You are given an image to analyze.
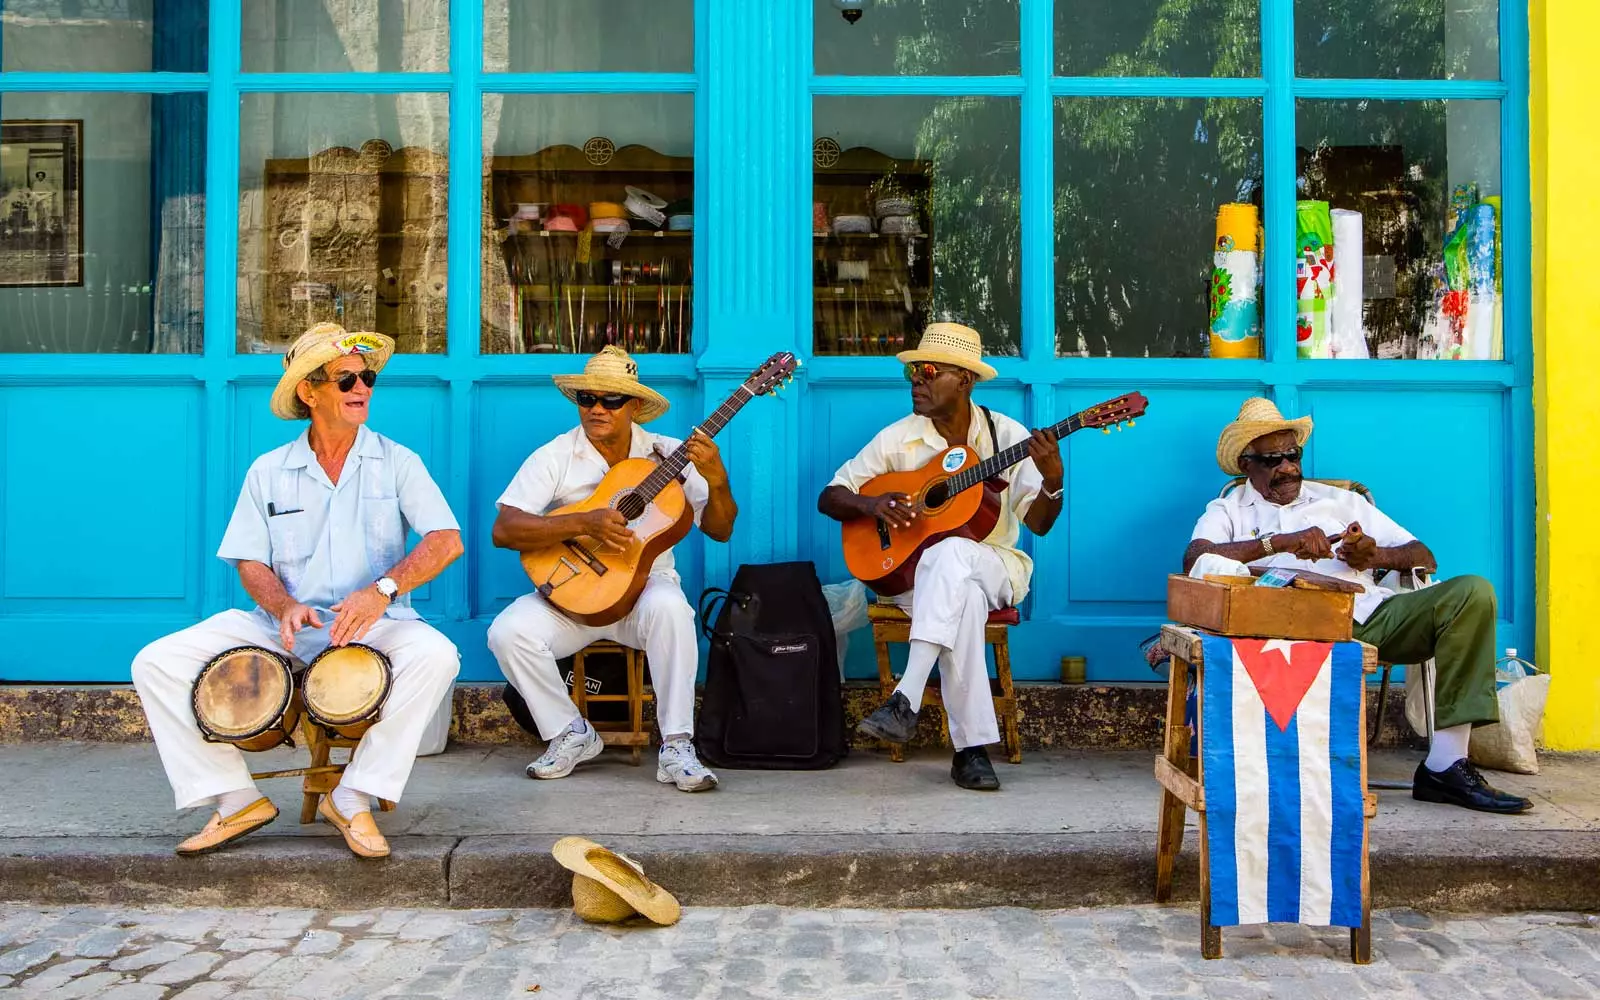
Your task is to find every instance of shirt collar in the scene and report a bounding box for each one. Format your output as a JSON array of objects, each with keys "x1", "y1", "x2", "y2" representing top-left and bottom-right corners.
[
  {"x1": 573, "y1": 424, "x2": 652, "y2": 464},
  {"x1": 1240, "y1": 479, "x2": 1313, "y2": 509},
  {"x1": 282, "y1": 425, "x2": 381, "y2": 470},
  {"x1": 906, "y1": 403, "x2": 985, "y2": 450}
]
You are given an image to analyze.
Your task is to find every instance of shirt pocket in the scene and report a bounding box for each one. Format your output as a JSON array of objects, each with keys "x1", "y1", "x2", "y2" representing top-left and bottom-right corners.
[
  {"x1": 365, "y1": 496, "x2": 407, "y2": 576},
  {"x1": 266, "y1": 511, "x2": 313, "y2": 593}
]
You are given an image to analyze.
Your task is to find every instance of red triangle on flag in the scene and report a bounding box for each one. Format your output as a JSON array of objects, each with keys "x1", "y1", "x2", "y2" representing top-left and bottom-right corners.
[{"x1": 1232, "y1": 638, "x2": 1332, "y2": 732}]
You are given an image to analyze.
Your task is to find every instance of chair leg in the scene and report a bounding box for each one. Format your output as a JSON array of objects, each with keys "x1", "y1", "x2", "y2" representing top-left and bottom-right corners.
[{"x1": 1371, "y1": 665, "x2": 1393, "y2": 748}]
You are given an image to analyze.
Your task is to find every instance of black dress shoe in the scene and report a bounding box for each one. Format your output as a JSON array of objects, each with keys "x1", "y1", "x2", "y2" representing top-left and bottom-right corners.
[
  {"x1": 857, "y1": 691, "x2": 919, "y2": 744},
  {"x1": 951, "y1": 746, "x2": 1000, "y2": 791},
  {"x1": 1413, "y1": 759, "x2": 1532, "y2": 814}
]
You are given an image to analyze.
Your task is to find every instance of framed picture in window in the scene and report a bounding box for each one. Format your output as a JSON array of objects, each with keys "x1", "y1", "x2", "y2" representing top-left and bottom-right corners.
[{"x1": 0, "y1": 120, "x2": 84, "y2": 288}]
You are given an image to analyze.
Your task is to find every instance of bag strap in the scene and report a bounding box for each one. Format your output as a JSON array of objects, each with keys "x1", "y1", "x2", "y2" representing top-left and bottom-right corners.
[{"x1": 697, "y1": 587, "x2": 729, "y2": 642}]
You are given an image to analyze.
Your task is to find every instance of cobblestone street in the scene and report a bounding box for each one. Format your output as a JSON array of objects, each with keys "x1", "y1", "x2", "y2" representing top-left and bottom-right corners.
[{"x1": 0, "y1": 904, "x2": 1596, "y2": 999}]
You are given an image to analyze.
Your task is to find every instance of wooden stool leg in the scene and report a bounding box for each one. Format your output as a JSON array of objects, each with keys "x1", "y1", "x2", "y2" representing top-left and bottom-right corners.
[
  {"x1": 301, "y1": 725, "x2": 330, "y2": 825},
  {"x1": 1155, "y1": 654, "x2": 1192, "y2": 903},
  {"x1": 872, "y1": 631, "x2": 906, "y2": 763},
  {"x1": 629, "y1": 650, "x2": 644, "y2": 767},
  {"x1": 1198, "y1": 807, "x2": 1222, "y2": 959},
  {"x1": 993, "y1": 635, "x2": 1021, "y2": 764}
]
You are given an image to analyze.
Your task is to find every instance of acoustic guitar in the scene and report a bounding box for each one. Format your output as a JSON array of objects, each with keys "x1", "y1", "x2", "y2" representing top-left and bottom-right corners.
[
  {"x1": 521, "y1": 352, "x2": 799, "y2": 626},
  {"x1": 841, "y1": 392, "x2": 1149, "y2": 595}
]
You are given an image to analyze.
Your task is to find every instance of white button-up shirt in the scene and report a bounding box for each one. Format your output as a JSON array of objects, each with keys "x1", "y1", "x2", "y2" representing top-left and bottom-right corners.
[
  {"x1": 829, "y1": 403, "x2": 1045, "y2": 604},
  {"x1": 1189, "y1": 480, "x2": 1417, "y2": 623},
  {"x1": 497, "y1": 425, "x2": 711, "y2": 583},
  {"x1": 218, "y1": 426, "x2": 459, "y2": 623}
]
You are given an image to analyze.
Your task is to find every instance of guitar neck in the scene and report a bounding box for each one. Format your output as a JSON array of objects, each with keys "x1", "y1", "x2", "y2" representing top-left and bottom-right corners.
[
  {"x1": 635, "y1": 385, "x2": 755, "y2": 501},
  {"x1": 943, "y1": 412, "x2": 1084, "y2": 497}
]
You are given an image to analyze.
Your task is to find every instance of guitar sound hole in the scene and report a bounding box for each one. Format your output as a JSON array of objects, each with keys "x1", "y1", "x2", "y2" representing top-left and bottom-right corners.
[
  {"x1": 923, "y1": 483, "x2": 949, "y2": 510},
  {"x1": 614, "y1": 492, "x2": 647, "y2": 521}
]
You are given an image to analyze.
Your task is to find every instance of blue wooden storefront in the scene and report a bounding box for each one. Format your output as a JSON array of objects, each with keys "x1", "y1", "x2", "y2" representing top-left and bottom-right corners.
[{"x1": 0, "y1": 1, "x2": 1532, "y2": 684}]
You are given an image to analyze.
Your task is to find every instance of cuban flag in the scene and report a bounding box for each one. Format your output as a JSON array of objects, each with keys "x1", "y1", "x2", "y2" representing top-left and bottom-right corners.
[{"x1": 1200, "y1": 635, "x2": 1365, "y2": 928}]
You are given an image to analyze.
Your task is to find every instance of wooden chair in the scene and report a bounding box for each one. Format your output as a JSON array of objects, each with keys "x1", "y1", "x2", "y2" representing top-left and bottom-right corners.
[
  {"x1": 569, "y1": 640, "x2": 654, "y2": 765},
  {"x1": 868, "y1": 601, "x2": 1022, "y2": 764}
]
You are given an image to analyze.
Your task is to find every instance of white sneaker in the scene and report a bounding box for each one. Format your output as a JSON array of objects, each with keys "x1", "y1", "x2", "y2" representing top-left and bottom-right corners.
[
  {"x1": 657, "y1": 739, "x2": 718, "y2": 792},
  {"x1": 526, "y1": 724, "x2": 603, "y2": 780}
]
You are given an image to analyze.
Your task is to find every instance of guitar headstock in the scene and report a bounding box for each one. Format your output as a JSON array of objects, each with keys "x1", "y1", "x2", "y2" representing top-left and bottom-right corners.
[
  {"x1": 1076, "y1": 391, "x2": 1149, "y2": 432},
  {"x1": 745, "y1": 352, "x2": 800, "y2": 396}
]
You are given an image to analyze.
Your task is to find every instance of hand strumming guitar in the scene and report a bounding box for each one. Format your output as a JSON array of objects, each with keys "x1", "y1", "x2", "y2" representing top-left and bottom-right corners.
[
  {"x1": 580, "y1": 508, "x2": 636, "y2": 551},
  {"x1": 860, "y1": 491, "x2": 916, "y2": 530}
]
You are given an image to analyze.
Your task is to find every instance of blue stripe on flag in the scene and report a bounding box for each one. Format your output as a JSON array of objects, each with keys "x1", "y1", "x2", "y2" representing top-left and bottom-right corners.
[
  {"x1": 1264, "y1": 706, "x2": 1303, "y2": 923},
  {"x1": 1327, "y1": 642, "x2": 1365, "y2": 927},
  {"x1": 1200, "y1": 635, "x2": 1239, "y2": 927}
]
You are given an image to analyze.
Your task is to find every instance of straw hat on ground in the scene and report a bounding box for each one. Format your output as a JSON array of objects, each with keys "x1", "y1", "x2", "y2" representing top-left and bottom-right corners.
[
  {"x1": 270, "y1": 322, "x2": 394, "y2": 421},
  {"x1": 552, "y1": 836, "x2": 681, "y2": 926},
  {"x1": 1216, "y1": 397, "x2": 1313, "y2": 475},
  {"x1": 552, "y1": 346, "x2": 670, "y2": 423},
  {"x1": 896, "y1": 322, "x2": 998, "y2": 381}
]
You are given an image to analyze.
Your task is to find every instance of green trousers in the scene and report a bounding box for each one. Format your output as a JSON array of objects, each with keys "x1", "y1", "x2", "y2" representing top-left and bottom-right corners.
[{"x1": 1352, "y1": 574, "x2": 1500, "y2": 730}]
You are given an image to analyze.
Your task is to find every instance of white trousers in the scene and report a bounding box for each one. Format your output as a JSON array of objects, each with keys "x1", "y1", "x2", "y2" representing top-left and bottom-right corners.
[
  {"x1": 487, "y1": 576, "x2": 698, "y2": 740},
  {"x1": 131, "y1": 610, "x2": 460, "y2": 810},
  {"x1": 896, "y1": 538, "x2": 1013, "y2": 749}
]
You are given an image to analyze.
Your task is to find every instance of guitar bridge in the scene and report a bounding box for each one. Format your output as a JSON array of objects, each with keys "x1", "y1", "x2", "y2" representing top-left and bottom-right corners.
[
  {"x1": 563, "y1": 540, "x2": 609, "y2": 576},
  {"x1": 537, "y1": 556, "x2": 586, "y2": 597}
]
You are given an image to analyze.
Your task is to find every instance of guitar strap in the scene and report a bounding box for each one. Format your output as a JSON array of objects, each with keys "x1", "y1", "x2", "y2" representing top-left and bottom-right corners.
[{"x1": 977, "y1": 405, "x2": 1010, "y2": 492}]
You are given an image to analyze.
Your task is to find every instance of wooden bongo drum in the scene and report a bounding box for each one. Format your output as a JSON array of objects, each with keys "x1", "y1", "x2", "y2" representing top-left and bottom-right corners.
[
  {"x1": 192, "y1": 646, "x2": 302, "y2": 752},
  {"x1": 303, "y1": 642, "x2": 392, "y2": 741}
]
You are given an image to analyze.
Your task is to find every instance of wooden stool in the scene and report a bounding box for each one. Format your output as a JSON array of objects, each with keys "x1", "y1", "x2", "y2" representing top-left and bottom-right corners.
[
  {"x1": 294, "y1": 720, "x2": 396, "y2": 825},
  {"x1": 1153, "y1": 624, "x2": 1378, "y2": 963},
  {"x1": 570, "y1": 640, "x2": 654, "y2": 765},
  {"x1": 869, "y1": 602, "x2": 1021, "y2": 764}
]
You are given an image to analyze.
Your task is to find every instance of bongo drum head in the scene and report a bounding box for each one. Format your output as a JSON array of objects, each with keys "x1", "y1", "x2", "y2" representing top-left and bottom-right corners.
[
  {"x1": 305, "y1": 644, "x2": 390, "y2": 726},
  {"x1": 195, "y1": 647, "x2": 292, "y2": 739}
]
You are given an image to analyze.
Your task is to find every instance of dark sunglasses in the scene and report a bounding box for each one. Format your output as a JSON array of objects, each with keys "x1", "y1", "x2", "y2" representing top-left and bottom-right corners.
[
  {"x1": 1241, "y1": 447, "x2": 1303, "y2": 469},
  {"x1": 309, "y1": 369, "x2": 377, "y2": 393},
  {"x1": 904, "y1": 362, "x2": 958, "y2": 384},
  {"x1": 575, "y1": 391, "x2": 633, "y2": 411}
]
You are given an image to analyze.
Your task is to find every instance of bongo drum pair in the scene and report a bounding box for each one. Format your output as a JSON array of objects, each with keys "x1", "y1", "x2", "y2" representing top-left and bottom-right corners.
[{"x1": 192, "y1": 642, "x2": 392, "y2": 748}]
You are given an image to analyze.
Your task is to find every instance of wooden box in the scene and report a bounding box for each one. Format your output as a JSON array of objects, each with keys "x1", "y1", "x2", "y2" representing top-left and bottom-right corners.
[{"x1": 1166, "y1": 574, "x2": 1353, "y2": 642}]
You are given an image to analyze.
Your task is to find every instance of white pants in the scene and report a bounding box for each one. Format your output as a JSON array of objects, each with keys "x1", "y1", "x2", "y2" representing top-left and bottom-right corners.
[
  {"x1": 131, "y1": 610, "x2": 460, "y2": 810},
  {"x1": 895, "y1": 538, "x2": 1013, "y2": 749},
  {"x1": 487, "y1": 576, "x2": 698, "y2": 740}
]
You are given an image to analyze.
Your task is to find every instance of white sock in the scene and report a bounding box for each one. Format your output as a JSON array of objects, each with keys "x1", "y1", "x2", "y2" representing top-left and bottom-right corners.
[
  {"x1": 1425, "y1": 723, "x2": 1472, "y2": 773},
  {"x1": 330, "y1": 782, "x2": 371, "y2": 818},
  {"x1": 894, "y1": 640, "x2": 941, "y2": 712},
  {"x1": 214, "y1": 787, "x2": 261, "y2": 818}
]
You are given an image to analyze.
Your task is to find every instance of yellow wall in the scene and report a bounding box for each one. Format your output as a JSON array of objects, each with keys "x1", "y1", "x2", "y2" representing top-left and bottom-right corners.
[{"x1": 1533, "y1": 1, "x2": 1600, "y2": 749}]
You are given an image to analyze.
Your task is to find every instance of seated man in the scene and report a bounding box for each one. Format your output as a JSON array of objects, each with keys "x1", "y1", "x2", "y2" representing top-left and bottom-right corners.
[
  {"x1": 818, "y1": 323, "x2": 1063, "y2": 791},
  {"x1": 132, "y1": 323, "x2": 465, "y2": 858},
  {"x1": 1185, "y1": 397, "x2": 1530, "y2": 814},
  {"x1": 487, "y1": 346, "x2": 737, "y2": 792}
]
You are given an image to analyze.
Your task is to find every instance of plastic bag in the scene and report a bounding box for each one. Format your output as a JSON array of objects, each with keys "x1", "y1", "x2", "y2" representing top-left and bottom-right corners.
[
  {"x1": 822, "y1": 579, "x2": 870, "y2": 679},
  {"x1": 1468, "y1": 654, "x2": 1549, "y2": 775}
]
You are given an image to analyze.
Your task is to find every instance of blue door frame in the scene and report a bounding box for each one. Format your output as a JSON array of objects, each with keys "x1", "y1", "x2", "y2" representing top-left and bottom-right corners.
[{"x1": 0, "y1": 0, "x2": 1533, "y2": 684}]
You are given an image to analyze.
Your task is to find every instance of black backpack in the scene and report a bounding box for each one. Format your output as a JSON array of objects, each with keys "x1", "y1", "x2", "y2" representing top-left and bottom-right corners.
[{"x1": 694, "y1": 561, "x2": 848, "y2": 770}]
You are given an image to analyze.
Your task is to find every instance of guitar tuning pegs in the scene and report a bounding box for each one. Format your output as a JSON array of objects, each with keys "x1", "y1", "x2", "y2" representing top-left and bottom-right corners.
[
  {"x1": 1128, "y1": 419, "x2": 1136, "y2": 427},
  {"x1": 1117, "y1": 424, "x2": 1123, "y2": 431},
  {"x1": 1101, "y1": 426, "x2": 1110, "y2": 434}
]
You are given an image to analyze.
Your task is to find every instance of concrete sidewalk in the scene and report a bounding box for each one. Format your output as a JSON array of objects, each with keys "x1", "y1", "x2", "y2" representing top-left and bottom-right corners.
[{"x1": 2, "y1": 743, "x2": 1597, "y2": 912}]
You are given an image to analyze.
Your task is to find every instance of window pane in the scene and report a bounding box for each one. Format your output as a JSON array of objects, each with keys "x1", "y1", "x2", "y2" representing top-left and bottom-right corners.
[
  {"x1": 482, "y1": 94, "x2": 693, "y2": 355},
  {"x1": 1, "y1": 0, "x2": 207, "y2": 72},
  {"x1": 1055, "y1": 0, "x2": 1260, "y2": 77},
  {"x1": 1054, "y1": 98, "x2": 1263, "y2": 358},
  {"x1": 238, "y1": 93, "x2": 449, "y2": 354},
  {"x1": 484, "y1": 0, "x2": 693, "y2": 74},
  {"x1": 1296, "y1": 0, "x2": 1498, "y2": 79},
  {"x1": 813, "y1": 95, "x2": 1020, "y2": 357},
  {"x1": 1297, "y1": 99, "x2": 1502, "y2": 360},
  {"x1": 242, "y1": 0, "x2": 448, "y2": 73},
  {"x1": 814, "y1": 0, "x2": 1018, "y2": 76},
  {"x1": 0, "y1": 94, "x2": 206, "y2": 353}
]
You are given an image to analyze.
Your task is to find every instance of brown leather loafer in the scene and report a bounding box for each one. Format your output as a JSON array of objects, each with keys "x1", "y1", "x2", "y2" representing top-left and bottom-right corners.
[
  {"x1": 317, "y1": 796, "x2": 391, "y2": 859},
  {"x1": 175, "y1": 797, "x2": 278, "y2": 856}
]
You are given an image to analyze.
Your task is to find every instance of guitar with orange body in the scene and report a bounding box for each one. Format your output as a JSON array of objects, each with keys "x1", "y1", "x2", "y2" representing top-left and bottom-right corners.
[
  {"x1": 841, "y1": 392, "x2": 1149, "y2": 595},
  {"x1": 521, "y1": 352, "x2": 798, "y2": 626}
]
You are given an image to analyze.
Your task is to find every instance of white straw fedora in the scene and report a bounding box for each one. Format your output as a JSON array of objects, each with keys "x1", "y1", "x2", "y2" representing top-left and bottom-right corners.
[
  {"x1": 269, "y1": 322, "x2": 394, "y2": 421},
  {"x1": 551, "y1": 346, "x2": 670, "y2": 424},
  {"x1": 896, "y1": 322, "x2": 998, "y2": 381},
  {"x1": 551, "y1": 836, "x2": 681, "y2": 926},
  {"x1": 1216, "y1": 397, "x2": 1313, "y2": 475}
]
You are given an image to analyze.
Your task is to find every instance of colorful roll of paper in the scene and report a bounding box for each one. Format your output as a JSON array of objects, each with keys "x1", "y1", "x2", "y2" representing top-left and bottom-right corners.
[
  {"x1": 1329, "y1": 209, "x2": 1369, "y2": 359},
  {"x1": 1296, "y1": 200, "x2": 1334, "y2": 359},
  {"x1": 1209, "y1": 203, "x2": 1261, "y2": 358}
]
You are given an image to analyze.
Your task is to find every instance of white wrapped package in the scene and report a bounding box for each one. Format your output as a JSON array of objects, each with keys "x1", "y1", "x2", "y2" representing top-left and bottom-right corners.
[{"x1": 1330, "y1": 209, "x2": 1370, "y2": 359}]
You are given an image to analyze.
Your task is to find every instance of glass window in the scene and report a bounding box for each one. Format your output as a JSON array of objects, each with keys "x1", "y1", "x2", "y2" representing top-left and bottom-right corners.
[
  {"x1": 1053, "y1": 98, "x2": 1263, "y2": 358},
  {"x1": 481, "y1": 93, "x2": 693, "y2": 355},
  {"x1": 814, "y1": 0, "x2": 1018, "y2": 76},
  {"x1": 1055, "y1": 0, "x2": 1260, "y2": 78},
  {"x1": 1296, "y1": 99, "x2": 1501, "y2": 360},
  {"x1": 238, "y1": 93, "x2": 450, "y2": 354},
  {"x1": 484, "y1": 0, "x2": 693, "y2": 74},
  {"x1": 0, "y1": 94, "x2": 206, "y2": 353},
  {"x1": 242, "y1": 0, "x2": 448, "y2": 73},
  {"x1": 813, "y1": 95, "x2": 1020, "y2": 357},
  {"x1": 1, "y1": 0, "x2": 207, "y2": 72},
  {"x1": 1296, "y1": 0, "x2": 1498, "y2": 80}
]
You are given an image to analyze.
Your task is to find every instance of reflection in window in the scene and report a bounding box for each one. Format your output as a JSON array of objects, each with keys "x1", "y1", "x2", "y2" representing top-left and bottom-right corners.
[
  {"x1": 0, "y1": 94, "x2": 206, "y2": 353},
  {"x1": 481, "y1": 94, "x2": 694, "y2": 355},
  {"x1": 1053, "y1": 98, "x2": 1262, "y2": 358},
  {"x1": 813, "y1": 96, "x2": 1020, "y2": 357},
  {"x1": 1, "y1": 0, "x2": 207, "y2": 72},
  {"x1": 1055, "y1": 0, "x2": 1259, "y2": 77},
  {"x1": 238, "y1": 93, "x2": 449, "y2": 354},
  {"x1": 484, "y1": 0, "x2": 692, "y2": 74},
  {"x1": 1297, "y1": 99, "x2": 1501, "y2": 360},
  {"x1": 242, "y1": 0, "x2": 448, "y2": 73},
  {"x1": 1296, "y1": 0, "x2": 1498, "y2": 80},
  {"x1": 814, "y1": 0, "x2": 1018, "y2": 76}
]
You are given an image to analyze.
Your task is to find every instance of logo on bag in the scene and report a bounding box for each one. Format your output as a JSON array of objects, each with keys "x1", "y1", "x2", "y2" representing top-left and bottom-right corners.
[
  {"x1": 770, "y1": 643, "x2": 810, "y2": 654},
  {"x1": 942, "y1": 447, "x2": 967, "y2": 472}
]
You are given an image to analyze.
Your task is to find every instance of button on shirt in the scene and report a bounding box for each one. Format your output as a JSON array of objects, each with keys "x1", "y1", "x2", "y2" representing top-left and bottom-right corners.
[
  {"x1": 497, "y1": 425, "x2": 711, "y2": 582},
  {"x1": 1189, "y1": 480, "x2": 1417, "y2": 623},
  {"x1": 218, "y1": 426, "x2": 459, "y2": 623},
  {"x1": 829, "y1": 404, "x2": 1045, "y2": 604}
]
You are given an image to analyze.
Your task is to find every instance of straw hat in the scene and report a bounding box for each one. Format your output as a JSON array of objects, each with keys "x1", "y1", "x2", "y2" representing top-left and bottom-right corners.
[
  {"x1": 1216, "y1": 397, "x2": 1313, "y2": 475},
  {"x1": 552, "y1": 346, "x2": 670, "y2": 423},
  {"x1": 896, "y1": 322, "x2": 997, "y2": 381},
  {"x1": 269, "y1": 322, "x2": 394, "y2": 421},
  {"x1": 552, "y1": 837, "x2": 681, "y2": 926}
]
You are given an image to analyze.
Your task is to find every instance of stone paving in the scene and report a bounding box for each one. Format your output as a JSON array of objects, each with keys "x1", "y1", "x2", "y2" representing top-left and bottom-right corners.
[{"x1": 0, "y1": 903, "x2": 1597, "y2": 999}]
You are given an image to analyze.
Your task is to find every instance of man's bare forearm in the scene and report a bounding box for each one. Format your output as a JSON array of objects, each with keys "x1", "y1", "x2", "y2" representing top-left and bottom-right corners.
[
  {"x1": 818, "y1": 485, "x2": 871, "y2": 523},
  {"x1": 1375, "y1": 540, "x2": 1437, "y2": 575},
  {"x1": 237, "y1": 561, "x2": 296, "y2": 618},
  {"x1": 491, "y1": 506, "x2": 591, "y2": 551},
  {"x1": 384, "y1": 529, "x2": 463, "y2": 595},
  {"x1": 699, "y1": 481, "x2": 738, "y2": 542},
  {"x1": 1182, "y1": 538, "x2": 1266, "y2": 574}
]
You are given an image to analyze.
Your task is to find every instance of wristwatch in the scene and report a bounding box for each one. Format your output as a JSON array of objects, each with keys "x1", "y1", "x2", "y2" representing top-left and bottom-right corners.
[
  {"x1": 375, "y1": 576, "x2": 399, "y2": 603},
  {"x1": 1259, "y1": 533, "x2": 1276, "y2": 557}
]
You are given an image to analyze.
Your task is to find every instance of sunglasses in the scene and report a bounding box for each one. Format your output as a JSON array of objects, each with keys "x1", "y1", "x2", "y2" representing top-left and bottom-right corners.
[
  {"x1": 575, "y1": 391, "x2": 633, "y2": 411},
  {"x1": 1241, "y1": 447, "x2": 1303, "y2": 469},
  {"x1": 904, "y1": 362, "x2": 959, "y2": 384},
  {"x1": 309, "y1": 369, "x2": 377, "y2": 393}
]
